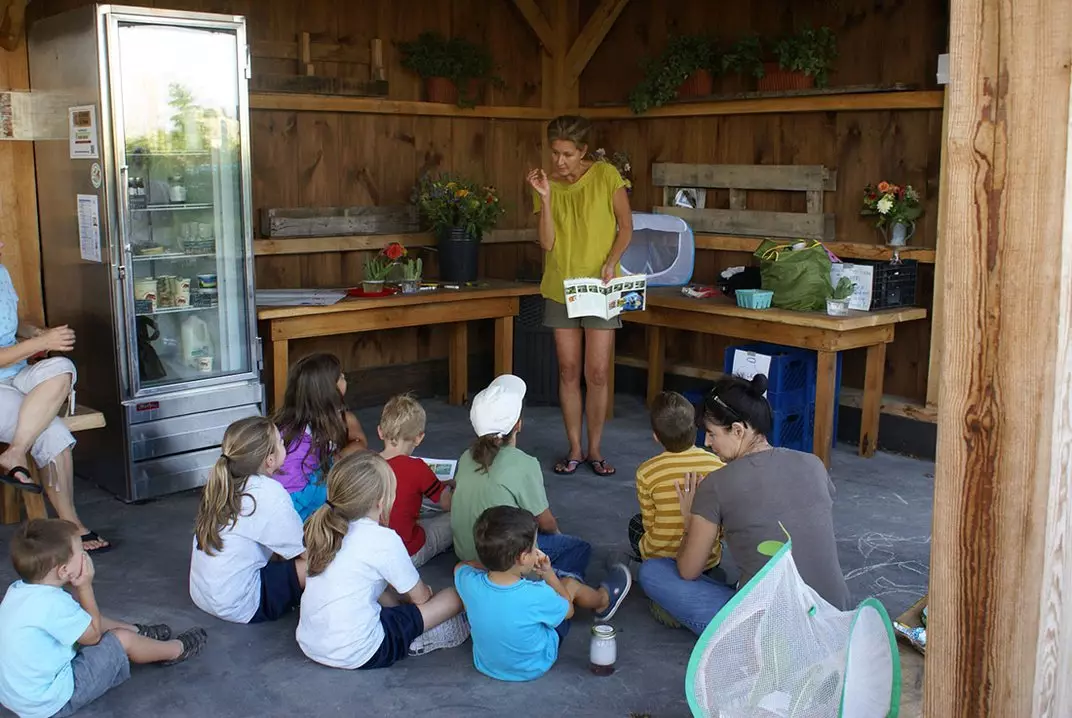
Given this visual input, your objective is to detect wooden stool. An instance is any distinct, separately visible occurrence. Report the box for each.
[1,406,106,525]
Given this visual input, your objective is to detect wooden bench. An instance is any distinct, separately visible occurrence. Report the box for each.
[1,405,106,525]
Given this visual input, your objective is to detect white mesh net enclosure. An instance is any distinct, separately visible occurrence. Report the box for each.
[685,542,900,718]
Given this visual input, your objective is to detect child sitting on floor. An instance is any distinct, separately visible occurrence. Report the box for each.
[0,519,205,718]
[455,506,632,682]
[272,352,367,520]
[379,394,453,568]
[297,451,470,670]
[190,416,308,624]
[630,391,725,567]
[451,374,591,580]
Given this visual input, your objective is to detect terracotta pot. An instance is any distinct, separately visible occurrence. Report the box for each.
[757,63,816,92]
[676,69,714,99]
[424,76,457,104]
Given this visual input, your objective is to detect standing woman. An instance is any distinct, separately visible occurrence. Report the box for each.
[526,115,632,477]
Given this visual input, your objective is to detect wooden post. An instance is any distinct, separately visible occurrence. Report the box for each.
[449,322,468,405]
[926,0,1072,715]
[370,38,385,82]
[300,31,313,76]
[646,325,664,406]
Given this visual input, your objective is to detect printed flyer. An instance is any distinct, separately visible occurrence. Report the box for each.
[563,275,647,320]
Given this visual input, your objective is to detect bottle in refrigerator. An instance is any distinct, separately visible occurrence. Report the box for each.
[180,315,214,368]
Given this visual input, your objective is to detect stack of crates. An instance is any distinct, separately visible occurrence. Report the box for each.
[722,343,843,452]
[512,296,560,406]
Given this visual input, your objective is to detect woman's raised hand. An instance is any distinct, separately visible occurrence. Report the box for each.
[526,168,551,198]
[37,325,76,353]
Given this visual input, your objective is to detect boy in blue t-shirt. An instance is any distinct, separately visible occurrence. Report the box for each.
[454,506,632,681]
[0,519,207,718]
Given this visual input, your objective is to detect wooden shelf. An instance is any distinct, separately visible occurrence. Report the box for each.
[694,233,937,263]
[253,228,537,256]
[582,90,945,119]
[249,93,551,120]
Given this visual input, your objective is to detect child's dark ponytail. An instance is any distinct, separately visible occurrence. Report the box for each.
[471,434,505,474]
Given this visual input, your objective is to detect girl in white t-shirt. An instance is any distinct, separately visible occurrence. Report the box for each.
[189,416,307,624]
[297,451,470,669]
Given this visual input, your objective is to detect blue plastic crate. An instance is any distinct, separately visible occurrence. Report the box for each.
[769,404,813,452]
[683,390,706,447]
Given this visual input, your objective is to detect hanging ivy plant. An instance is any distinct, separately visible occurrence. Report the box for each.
[628,35,719,114]
[771,27,837,87]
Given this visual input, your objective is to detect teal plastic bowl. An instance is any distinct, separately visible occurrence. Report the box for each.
[735,289,774,310]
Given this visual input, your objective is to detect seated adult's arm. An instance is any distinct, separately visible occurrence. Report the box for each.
[0,325,74,369]
[535,508,559,535]
[675,514,720,581]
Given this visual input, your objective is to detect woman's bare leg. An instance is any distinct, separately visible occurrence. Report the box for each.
[583,328,616,466]
[0,374,71,475]
[44,450,107,550]
[554,328,585,465]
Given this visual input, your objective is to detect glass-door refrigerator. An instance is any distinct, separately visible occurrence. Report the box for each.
[28,5,263,501]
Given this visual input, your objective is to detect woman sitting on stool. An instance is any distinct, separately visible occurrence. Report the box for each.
[0,246,110,553]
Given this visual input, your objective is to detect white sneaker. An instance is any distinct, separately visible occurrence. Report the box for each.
[408,613,471,656]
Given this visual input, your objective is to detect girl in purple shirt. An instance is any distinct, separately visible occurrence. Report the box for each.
[272,353,367,519]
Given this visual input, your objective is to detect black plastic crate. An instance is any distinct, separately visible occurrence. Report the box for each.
[853,259,918,310]
[514,295,560,406]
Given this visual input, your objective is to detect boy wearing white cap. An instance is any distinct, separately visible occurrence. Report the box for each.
[449,375,591,580]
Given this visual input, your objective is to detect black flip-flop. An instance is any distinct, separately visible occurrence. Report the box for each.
[588,458,617,476]
[0,467,43,494]
[80,531,114,554]
[553,458,584,475]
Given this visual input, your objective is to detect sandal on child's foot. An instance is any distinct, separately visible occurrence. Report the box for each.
[408,613,471,657]
[135,623,172,641]
[161,628,207,666]
[595,563,633,622]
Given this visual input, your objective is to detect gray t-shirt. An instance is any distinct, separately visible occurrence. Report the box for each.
[692,447,850,609]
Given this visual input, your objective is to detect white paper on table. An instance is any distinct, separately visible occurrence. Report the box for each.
[830,263,874,311]
[255,289,347,306]
[418,458,458,481]
[731,350,771,397]
[76,194,101,263]
[563,275,647,320]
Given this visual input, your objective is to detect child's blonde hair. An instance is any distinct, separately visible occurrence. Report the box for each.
[379,393,426,443]
[304,451,396,576]
[195,416,278,555]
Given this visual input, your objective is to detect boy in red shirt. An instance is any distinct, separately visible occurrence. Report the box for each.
[379,395,454,567]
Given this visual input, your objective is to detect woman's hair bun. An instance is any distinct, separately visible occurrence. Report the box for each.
[748,374,769,397]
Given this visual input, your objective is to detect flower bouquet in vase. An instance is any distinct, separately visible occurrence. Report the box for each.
[413,174,505,282]
[861,181,924,247]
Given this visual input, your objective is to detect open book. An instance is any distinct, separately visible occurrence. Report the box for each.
[564,275,648,320]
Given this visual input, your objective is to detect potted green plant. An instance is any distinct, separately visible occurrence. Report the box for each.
[413,174,505,282]
[721,35,765,90]
[628,35,718,114]
[400,256,423,294]
[826,276,856,316]
[759,27,837,91]
[363,252,394,293]
[397,32,502,107]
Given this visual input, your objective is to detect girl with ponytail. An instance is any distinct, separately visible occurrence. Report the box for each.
[297,451,470,670]
[637,373,850,635]
[190,416,308,624]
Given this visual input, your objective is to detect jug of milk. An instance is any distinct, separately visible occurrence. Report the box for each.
[180,316,213,368]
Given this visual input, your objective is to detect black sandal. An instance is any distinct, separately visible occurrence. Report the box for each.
[588,458,617,476]
[80,531,114,554]
[136,623,172,641]
[0,467,43,494]
[162,628,207,666]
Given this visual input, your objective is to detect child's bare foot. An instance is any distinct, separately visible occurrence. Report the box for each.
[161,628,207,666]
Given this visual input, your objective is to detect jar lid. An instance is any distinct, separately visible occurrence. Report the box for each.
[591,624,616,638]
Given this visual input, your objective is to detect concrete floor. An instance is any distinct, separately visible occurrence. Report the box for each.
[0,395,933,718]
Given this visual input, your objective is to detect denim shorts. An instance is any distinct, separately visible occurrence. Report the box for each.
[358,604,425,670]
[249,558,303,623]
[52,631,130,717]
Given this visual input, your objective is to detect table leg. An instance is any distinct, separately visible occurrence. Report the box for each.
[22,466,47,520]
[859,342,887,458]
[494,315,514,375]
[813,350,838,467]
[271,338,289,413]
[647,325,665,407]
[1,485,19,524]
[449,322,468,405]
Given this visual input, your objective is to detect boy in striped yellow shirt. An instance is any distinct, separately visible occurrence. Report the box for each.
[629,392,724,572]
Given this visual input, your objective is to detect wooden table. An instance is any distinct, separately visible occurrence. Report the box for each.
[256,281,541,411]
[625,288,927,466]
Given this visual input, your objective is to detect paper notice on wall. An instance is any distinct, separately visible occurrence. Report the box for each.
[830,263,875,311]
[730,349,771,397]
[68,105,99,159]
[76,194,102,263]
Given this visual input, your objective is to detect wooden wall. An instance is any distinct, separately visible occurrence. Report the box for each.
[580,0,947,403]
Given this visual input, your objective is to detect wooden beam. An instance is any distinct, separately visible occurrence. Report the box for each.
[581,90,945,119]
[512,0,558,53]
[927,0,1072,714]
[550,0,577,112]
[253,229,538,256]
[564,0,628,83]
[693,233,937,263]
[249,93,551,119]
[926,85,953,406]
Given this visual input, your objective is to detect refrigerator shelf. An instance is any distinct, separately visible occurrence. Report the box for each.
[135,304,216,318]
[133,252,216,262]
[133,203,214,213]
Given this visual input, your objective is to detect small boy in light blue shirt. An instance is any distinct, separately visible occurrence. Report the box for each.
[0,519,207,718]
[454,506,632,682]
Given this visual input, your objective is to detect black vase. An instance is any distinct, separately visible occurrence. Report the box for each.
[438,226,480,283]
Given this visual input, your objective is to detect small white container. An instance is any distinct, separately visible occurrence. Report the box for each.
[589,624,617,675]
[826,298,850,316]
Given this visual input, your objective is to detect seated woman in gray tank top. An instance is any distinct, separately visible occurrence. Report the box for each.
[637,373,850,635]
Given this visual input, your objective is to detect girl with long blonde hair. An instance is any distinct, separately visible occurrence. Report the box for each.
[190,416,307,624]
[297,451,470,670]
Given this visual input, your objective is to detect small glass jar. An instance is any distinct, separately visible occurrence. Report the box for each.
[168,175,187,203]
[589,624,617,676]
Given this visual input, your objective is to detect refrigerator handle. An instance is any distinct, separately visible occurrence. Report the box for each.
[117,164,131,273]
